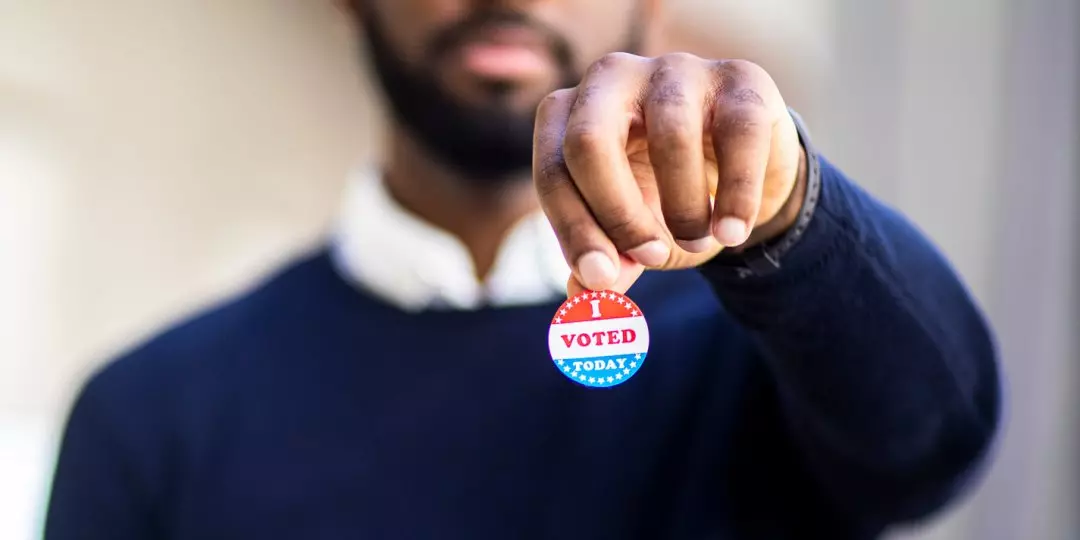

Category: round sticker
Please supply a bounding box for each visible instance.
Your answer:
[548,290,650,388]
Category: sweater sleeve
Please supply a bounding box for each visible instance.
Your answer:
[697,151,1002,528]
[43,366,164,540]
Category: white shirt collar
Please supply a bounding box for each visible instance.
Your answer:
[330,168,570,312]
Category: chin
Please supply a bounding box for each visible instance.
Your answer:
[443,71,559,114]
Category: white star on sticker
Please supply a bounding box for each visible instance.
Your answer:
[615,373,623,380]
[590,292,598,298]
[560,309,568,316]
[588,377,596,383]
[572,297,580,304]
[563,366,571,372]
[623,368,631,375]
[578,374,586,381]
[606,377,614,383]
[630,310,638,316]
[635,354,642,360]
[557,359,564,364]
[554,317,562,323]
[630,361,637,368]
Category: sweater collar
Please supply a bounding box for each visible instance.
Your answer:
[330,168,570,312]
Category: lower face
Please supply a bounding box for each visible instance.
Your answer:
[439,20,571,112]
[354,0,646,181]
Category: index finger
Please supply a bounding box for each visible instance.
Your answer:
[562,53,671,267]
[534,88,631,291]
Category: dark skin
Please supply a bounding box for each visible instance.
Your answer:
[341,0,807,292]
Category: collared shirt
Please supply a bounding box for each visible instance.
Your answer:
[330,169,570,312]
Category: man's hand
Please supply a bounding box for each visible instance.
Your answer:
[533,53,806,295]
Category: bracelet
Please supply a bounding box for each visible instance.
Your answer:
[710,108,823,279]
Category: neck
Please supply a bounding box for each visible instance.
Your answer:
[382,129,540,280]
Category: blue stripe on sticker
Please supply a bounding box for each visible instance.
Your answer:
[552,353,647,388]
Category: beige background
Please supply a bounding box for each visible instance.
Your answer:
[1,1,1076,539]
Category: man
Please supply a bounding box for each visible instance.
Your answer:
[44,0,1001,538]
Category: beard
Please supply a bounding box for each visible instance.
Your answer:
[355,5,642,185]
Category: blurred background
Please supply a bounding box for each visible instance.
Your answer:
[1,1,1076,538]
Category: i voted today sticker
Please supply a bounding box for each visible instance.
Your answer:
[548,290,650,388]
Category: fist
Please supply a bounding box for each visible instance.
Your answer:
[533,53,805,295]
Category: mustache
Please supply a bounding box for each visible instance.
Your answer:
[426,9,575,71]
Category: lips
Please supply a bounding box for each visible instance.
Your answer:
[454,25,553,80]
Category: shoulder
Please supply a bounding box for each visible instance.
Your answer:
[69,249,344,425]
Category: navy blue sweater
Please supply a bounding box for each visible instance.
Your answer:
[44,157,1000,539]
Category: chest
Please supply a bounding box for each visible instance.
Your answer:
[167,306,756,539]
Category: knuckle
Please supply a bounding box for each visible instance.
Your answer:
[599,209,653,249]
[593,51,641,72]
[727,172,758,191]
[572,83,601,110]
[658,51,702,68]
[537,88,574,117]
[562,124,607,162]
[651,122,696,159]
[726,87,766,108]
[645,87,696,154]
[554,218,601,255]
[603,213,640,242]
[712,106,766,138]
[535,133,573,190]
[534,127,559,156]
[534,154,569,195]
[646,74,688,108]
[648,54,709,107]
[717,170,759,198]
[713,59,778,109]
[722,58,768,80]
[664,208,710,237]
[708,60,736,90]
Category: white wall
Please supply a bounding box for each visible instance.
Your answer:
[1,1,378,415]
[824,0,1079,538]
[1,1,1076,539]
[1,2,376,536]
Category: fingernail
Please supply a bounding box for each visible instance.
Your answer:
[713,217,749,246]
[576,251,618,290]
[675,237,716,254]
[626,240,670,267]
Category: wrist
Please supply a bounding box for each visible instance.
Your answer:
[701,108,823,278]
